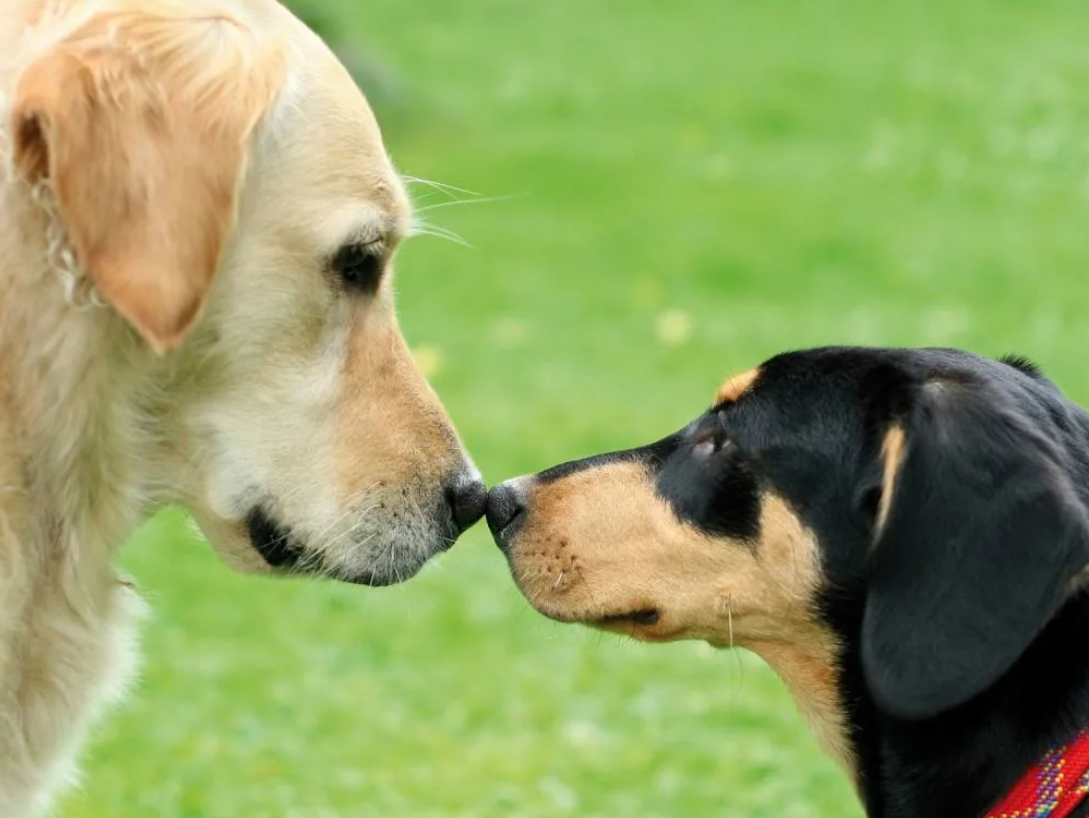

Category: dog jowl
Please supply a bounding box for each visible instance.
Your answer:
[487,347,1089,818]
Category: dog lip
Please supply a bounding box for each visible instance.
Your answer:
[488,511,523,544]
[534,606,662,628]
[245,506,305,569]
[339,569,399,588]
[243,508,441,586]
[594,609,661,627]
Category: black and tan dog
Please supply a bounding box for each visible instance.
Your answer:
[486,347,1089,818]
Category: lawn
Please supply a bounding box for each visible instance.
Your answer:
[62,1,1089,816]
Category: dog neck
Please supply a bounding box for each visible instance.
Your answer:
[832,591,1089,818]
[0,116,154,815]
[0,234,154,556]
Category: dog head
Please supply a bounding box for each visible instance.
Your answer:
[488,347,1089,773]
[3,0,485,584]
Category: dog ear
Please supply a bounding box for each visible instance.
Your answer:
[862,379,1089,720]
[10,7,284,353]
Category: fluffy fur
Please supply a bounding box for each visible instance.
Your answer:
[0,1,482,814]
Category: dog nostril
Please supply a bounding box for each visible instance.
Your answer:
[447,475,488,534]
[486,479,529,550]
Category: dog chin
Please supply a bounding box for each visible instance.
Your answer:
[243,506,443,587]
[191,506,445,586]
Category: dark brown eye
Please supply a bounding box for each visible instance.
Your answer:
[333,243,383,294]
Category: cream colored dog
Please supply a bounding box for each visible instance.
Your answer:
[0,1,486,814]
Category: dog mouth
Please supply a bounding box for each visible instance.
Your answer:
[587,607,679,642]
[595,608,661,628]
[246,507,305,570]
[245,505,444,588]
[244,506,404,587]
[533,603,662,630]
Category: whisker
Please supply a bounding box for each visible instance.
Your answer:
[319,509,379,555]
[401,175,483,200]
[414,193,524,214]
[284,487,382,553]
[726,595,735,649]
[724,594,746,704]
[408,220,473,248]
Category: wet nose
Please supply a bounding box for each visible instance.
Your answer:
[446,473,488,535]
[486,478,530,550]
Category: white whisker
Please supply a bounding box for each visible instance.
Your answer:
[401,175,483,200]
[724,594,746,704]
[414,193,523,214]
[408,220,473,248]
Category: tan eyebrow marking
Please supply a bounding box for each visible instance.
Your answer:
[876,424,907,531]
[715,368,760,405]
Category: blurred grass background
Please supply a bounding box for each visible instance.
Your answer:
[63,1,1089,816]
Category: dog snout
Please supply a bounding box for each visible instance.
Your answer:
[486,477,533,550]
[446,472,488,537]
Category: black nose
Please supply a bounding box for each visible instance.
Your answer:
[446,474,488,535]
[486,479,529,550]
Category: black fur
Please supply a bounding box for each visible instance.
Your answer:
[998,353,1045,379]
[655,428,761,541]
[614,347,1089,818]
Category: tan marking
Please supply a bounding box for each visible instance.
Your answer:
[758,637,854,783]
[877,425,907,531]
[715,368,759,405]
[723,496,855,782]
[507,466,855,780]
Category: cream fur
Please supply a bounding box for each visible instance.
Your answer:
[0,1,476,814]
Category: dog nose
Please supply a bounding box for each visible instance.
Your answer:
[486,478,530,549]
[446,473,488,535]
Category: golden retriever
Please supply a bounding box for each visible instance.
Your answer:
[0,0,485,814]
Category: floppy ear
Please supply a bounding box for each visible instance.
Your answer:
[862,380,1089,720]
[10,7,283,353]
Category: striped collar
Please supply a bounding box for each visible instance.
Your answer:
[986,727,1089,818]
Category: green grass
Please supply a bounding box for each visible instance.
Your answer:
[63,1,1089,816]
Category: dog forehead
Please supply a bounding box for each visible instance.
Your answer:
[256,13,409,228]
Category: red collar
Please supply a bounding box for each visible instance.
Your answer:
[986,726,1089,818]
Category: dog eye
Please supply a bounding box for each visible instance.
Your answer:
[693,439,717,458]
[333,243,383,294]
[694,434,729,459]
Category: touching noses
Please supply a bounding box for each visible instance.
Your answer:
[446,472,488,537]
[485,477,531,551]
